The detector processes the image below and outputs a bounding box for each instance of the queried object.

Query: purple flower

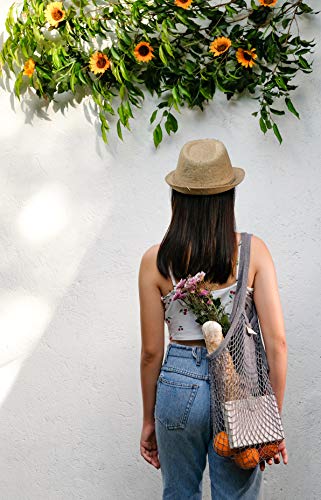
[194,271,206,282]
[176,278,187,290]
[185,277,198,290]
[173,291,187,301]
[199,289,209,296]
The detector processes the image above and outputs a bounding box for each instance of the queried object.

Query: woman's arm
[252,235,288,414]
[138,245,165,468]
[251,235,288,470]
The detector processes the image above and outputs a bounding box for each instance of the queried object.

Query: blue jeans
[154,343,263,500]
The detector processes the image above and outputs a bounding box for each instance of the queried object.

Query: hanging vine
[0,0,318,146]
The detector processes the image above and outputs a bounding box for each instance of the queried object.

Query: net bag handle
[230,231,252,319]
[206,231,252,360]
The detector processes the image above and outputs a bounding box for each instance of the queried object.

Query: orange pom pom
[258,442,279,460]
[233,448,260,469]
[213,431,233,457]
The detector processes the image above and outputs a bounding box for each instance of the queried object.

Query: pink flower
[173,291,187,300]
[207,299,213,305]
[199,289,209,296]
[194,271,206,282]
[185,277,197,291]
[176,278,187,290]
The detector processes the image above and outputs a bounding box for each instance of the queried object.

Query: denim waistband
[165,342,208,359]
[162,343,209,380]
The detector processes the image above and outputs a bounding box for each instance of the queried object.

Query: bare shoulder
[139,243,160,266]
[251,234,273,256]
[250,233,275,274]
[139,243,161,282]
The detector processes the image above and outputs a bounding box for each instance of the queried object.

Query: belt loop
[163,343,171,364]
[196,347,202,366]
[192,346,202,366]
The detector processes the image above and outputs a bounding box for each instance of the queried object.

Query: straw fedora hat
[164,138,245,195]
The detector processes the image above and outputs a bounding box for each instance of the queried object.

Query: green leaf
[101,123,108,143]
[159,45,168,66]
[150,109,158,124]
[167,112,178,132]
[285,97,300,119]
[273,123,283,144]
[164,43,174,57]
[77,69,88,85]
[259,116,267,134]
[70,71,77,93]
[153,123,163,148]
[36,67,51,80]
[112,64,122,84]
[119,60,130,81]
[172,86,180,103]
[199,87,212,100]
[110,46,120,61]
[118,84,125,101]
[298,55,310,70]
[298,3,313,13]
[116,119,123,140]
[14,71,23,100]
[99,112,110,144]
[117,103,126,126]
[270,108,285,116]
[164,119,171,135]
[177,83,191,100]
[124,100,133,119]
[275,76,288,91]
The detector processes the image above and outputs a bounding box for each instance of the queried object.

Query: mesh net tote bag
[206,232,285,470]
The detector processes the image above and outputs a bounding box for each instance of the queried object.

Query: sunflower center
[97,55,107,68]
[264,0,274,4]
[243,52,253,61]
[138,45,150,56]
[217,43,227,51]
[52,8,64,21]
[180,0,189,3]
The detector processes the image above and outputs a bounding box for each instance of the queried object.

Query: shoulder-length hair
[157,187,237,285]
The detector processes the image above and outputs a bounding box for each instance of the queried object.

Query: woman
[139,138,288,499]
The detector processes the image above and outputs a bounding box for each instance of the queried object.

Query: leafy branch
[0,0,319,146]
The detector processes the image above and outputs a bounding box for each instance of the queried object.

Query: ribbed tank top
[161,235,254,341]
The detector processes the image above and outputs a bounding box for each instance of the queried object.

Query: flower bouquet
[173,271,230,336]
[172,271,241,399]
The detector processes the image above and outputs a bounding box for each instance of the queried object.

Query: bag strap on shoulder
[230,231,252,319]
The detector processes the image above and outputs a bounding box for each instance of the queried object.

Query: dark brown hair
[157,187,237,285]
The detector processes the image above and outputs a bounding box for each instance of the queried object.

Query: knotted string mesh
[206,233,285,469]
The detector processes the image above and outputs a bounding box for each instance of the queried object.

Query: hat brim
[164,167,245,195]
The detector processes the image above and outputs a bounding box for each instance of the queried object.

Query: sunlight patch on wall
[17,183,71,244]
[0,290,51,405]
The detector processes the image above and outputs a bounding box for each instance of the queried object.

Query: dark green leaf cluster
[0,0,318,146]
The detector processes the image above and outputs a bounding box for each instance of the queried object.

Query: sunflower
[174,0,193,8]
[44,2,66,28]
[209,37,232,57]
[89,51,111,75]
[133,41,155,63]
[259,0,278,6]
[236,47,257,68]
[23,58,36,77]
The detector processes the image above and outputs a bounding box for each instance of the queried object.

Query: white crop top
[161,239,254,341]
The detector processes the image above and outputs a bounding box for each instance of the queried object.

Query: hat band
[172,172,236,189]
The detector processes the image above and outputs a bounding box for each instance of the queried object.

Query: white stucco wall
[0,3,320,499]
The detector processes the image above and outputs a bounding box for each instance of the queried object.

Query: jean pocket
[154,373,199,430]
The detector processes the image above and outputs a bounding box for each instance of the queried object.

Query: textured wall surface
[0,4,320,499]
